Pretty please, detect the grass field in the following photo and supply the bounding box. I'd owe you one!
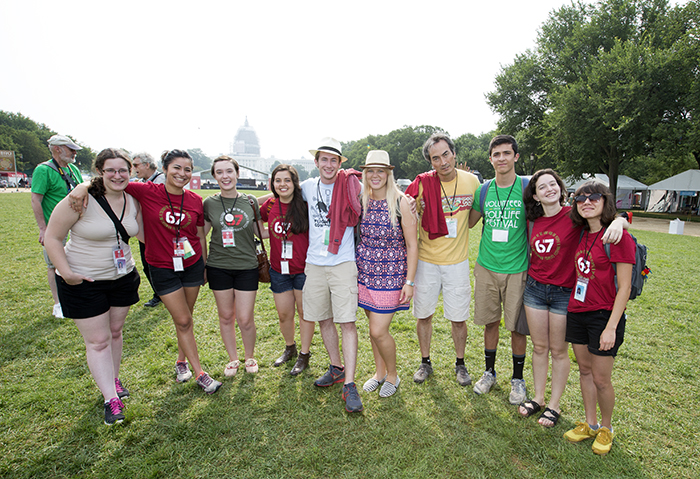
[1,190,698,478]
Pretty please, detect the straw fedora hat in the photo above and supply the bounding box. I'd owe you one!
[309,137,348,162]
[361,150,394,169]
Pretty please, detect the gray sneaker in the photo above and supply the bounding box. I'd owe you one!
[195,372,222,394]
[455,364,472,386]
[175,361,193,383]
[413,363,433,383]
[509,378,528,405]
[473,370,496,395]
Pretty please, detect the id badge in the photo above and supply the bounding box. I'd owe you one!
[173,237,186,257]
[445,218,458,238]
[323,228,330,246]
[574,277,589,302]
[182,238,195,259]
[113,246,127,275]
[222,228,235,248]
[173,256,184,272]
[281,241,293,259]
[492,228,509,242]
[281,260,290,275]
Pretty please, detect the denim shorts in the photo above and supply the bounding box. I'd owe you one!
[270,267,306,294]
[522,276,572,316]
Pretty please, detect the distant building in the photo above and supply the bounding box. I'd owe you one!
[229,117,315,181]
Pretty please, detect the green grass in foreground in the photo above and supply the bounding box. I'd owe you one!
[0,191,698,478]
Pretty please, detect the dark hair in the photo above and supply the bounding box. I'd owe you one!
[422,132,455,162]
[524,169,567,221]
[569,181,617,230]
[211,155,240,176]
[488,134,519,156]
[161,149,192,171]
[88,148,132,197]
[270,164,308,235]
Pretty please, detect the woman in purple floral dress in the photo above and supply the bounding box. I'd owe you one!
[357,150,417,398]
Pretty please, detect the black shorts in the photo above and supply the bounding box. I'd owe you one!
[566,309,626,357]
[206,265,259,291]
[56,269,140,319]
[149,257,205,296]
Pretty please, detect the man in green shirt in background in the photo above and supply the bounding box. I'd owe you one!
[31,134,83,318]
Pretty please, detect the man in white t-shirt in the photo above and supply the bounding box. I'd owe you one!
[300,137,364,413]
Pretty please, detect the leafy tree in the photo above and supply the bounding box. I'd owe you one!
[487,0,699,194]
[187,148,211,171]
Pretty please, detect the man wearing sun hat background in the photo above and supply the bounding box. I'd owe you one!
[300,137,365,413]
[31,134,84,318]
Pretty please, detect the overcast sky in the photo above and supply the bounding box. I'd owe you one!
[2,0,618,162]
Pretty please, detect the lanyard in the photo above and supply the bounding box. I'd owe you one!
[219,193,240,225]
[165,189,185,241]
[439,174,458,217]
[582,228,603,264]
[494,180,516,227]
[113,192,127,246]
[278,199,289,244]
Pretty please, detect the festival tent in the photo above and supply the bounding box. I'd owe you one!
[567,174,648,209]
[646,170,700,214]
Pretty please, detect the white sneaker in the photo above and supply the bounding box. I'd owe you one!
[473,370,496,395]
[509,378,527,405]
[52,303,64,318]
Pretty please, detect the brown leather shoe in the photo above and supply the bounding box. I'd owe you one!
[273,343,297,367]
[290,351,310,376]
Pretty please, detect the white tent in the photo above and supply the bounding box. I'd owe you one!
[646,170,700,214]
[567,174,648,209]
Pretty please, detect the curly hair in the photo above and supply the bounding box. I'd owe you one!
[569,180,617,231]
[88,148,132,197]
[524,169,567,221]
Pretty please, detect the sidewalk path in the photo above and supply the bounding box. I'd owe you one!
[628,216,700,237]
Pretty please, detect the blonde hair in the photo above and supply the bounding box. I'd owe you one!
[362,168,406,227]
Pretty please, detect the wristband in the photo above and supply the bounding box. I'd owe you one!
[405,279,415,287]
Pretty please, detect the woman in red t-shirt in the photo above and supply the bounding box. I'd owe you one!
[260,165,315,376]
[520,170,626,428]
[563,182,635,455]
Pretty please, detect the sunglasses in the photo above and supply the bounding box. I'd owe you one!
[575,193,603,203]
[316,201,328,213]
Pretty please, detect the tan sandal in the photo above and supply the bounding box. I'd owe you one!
[245,358,259,373]
[224,360,240,377]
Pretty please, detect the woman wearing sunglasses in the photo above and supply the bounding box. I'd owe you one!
[520,171,627,430]
[563,181,635,455]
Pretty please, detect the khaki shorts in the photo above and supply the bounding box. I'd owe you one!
[303,261,358,323]
[473,262,526,331]
[413,259,471,322]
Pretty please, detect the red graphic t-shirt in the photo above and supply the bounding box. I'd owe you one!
[528,206,580,288]
[260,198,309,275]
[568,230,636,313]
[126,182,204,269]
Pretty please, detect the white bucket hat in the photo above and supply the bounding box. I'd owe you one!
[361,150,394,170]
[309,137,348,162]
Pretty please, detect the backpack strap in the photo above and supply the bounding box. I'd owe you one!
[41,159,78,192]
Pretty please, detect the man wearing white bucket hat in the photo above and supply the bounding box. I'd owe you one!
[405,132,480,387]
[300,137,364,413]
[31,134,84,318]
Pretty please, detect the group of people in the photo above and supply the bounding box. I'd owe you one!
[34,133,636,456]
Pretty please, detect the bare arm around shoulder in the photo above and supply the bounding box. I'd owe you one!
[44,199,94,284]
[399,196,419,304]
[599,262,633,351]
[601,216,629,245]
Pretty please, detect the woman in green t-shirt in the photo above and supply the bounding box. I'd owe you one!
[203,156,266,377]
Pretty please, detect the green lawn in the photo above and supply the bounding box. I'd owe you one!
[0,191,698,478]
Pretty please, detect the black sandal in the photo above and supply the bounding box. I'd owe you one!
[519,400,541,418]
[538,407,561,427]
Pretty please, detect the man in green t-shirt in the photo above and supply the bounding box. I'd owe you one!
[31,134,84,318]
[468,135,529,406]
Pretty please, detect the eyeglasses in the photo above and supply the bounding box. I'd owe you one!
[103,168,130,175]
[575,193,603,203]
